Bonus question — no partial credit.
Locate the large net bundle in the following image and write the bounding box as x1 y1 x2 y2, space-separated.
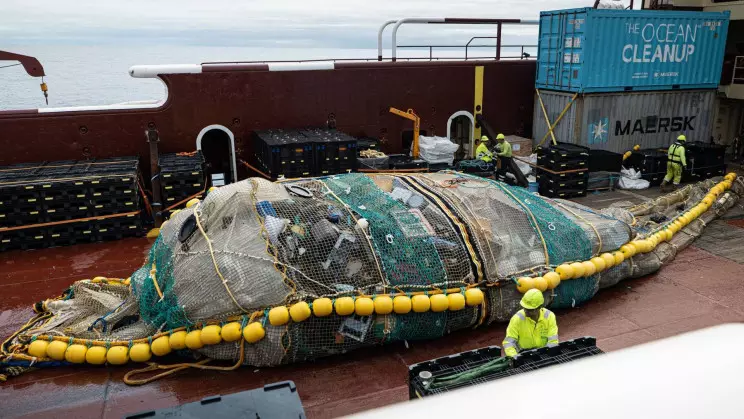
2 172 740 383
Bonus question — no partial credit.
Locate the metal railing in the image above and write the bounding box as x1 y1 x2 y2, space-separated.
397 38 536 61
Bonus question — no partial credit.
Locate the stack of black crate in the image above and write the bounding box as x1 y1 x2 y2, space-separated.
253 130 314 178
252 129 357 179
303 128 357 176
535 143 589 198
159 152 206 211
0 157 143 252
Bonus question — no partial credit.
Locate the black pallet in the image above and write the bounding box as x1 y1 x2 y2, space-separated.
389 154 427 170
537 154 587 171
428 162 455 172
539 184 587 198
512 337 602 369
691 164 726 180
408 338 602 399
536 143 589 160
537 175 586 190
408 346 504 399
125 381 306 419
588 149 623 173
0 230 23 252
159 152 205 171
94 215 143 241
536 170 587 184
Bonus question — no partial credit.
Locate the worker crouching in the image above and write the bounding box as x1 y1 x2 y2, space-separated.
475 135 496 171
661 134 687 192
502 289 559 357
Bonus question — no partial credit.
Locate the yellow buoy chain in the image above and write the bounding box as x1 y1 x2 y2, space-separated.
20 288 486 366
512 174 737 294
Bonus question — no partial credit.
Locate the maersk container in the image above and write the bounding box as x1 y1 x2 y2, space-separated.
532 90 716 154
536 8 729 92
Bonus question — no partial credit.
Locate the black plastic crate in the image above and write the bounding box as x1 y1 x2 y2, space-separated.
539 184 587 198
46 205 91 222
687 142 726 167
252 130 314 178
428 162 455 172
125 381 305 419
588 149 623 173
513 337 603 369
691 164 726 180
536 170 587 184
538 175 586 190
537 154 587 171
408 346 504 399
536 142 589 160
357 137 380 153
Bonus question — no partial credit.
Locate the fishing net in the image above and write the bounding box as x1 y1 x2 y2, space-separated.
2 172 741 380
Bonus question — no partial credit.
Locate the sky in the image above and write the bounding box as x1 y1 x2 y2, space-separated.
0 0 627 49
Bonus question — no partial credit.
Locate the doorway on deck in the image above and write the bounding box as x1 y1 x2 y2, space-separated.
447 111 475 160
196 125 238 185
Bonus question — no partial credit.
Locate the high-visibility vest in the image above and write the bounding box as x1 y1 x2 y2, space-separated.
668 141 686 166
502 308 559 357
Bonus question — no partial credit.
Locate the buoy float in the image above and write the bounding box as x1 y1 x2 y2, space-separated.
184 330 204 350
86 346 107 365
544 272 561 289
570 262 586 278
354 297 375 316
186 198 200 208
201 325 222 345
221 322 243 342
289 302 312 322
243 322 265 343
516 277 535 293
581 260 596 276
411 295 431 312
533 277 548 292
373 296 393 315
27 340 49 358
599 253 615 269
590 257 606 272
430 294 449 312
268 306 290 325
447 293 466 311
64 344 88 364
465 288 484 306
130 343 152 362
334 297 355 316
312 298 333 317
106 346 129 365
613 251 625 265
169 331 188 350
151 336 172 356
393 296 412 314
555 264 575 280
46 340 68 361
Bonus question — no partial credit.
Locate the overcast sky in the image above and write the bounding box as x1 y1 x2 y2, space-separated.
1 0 626 48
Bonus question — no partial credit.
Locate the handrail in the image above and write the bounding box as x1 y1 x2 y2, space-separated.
377 20 398 61
390 18 539 61
732 56 744 85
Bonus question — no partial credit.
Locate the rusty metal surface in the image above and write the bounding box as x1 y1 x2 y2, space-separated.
1 222 744 418
0 60 536 174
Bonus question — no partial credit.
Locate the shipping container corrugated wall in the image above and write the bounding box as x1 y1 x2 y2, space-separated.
533 89 716 153
536 8 730 92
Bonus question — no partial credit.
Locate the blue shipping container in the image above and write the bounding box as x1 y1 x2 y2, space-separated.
536 8 730 93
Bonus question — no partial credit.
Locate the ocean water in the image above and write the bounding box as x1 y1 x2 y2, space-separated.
0 44 537 111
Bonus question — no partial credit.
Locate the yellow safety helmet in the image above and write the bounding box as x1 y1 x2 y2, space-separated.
520 288 544 310
481 135 490 142
677 134 686 142
496 133 505 140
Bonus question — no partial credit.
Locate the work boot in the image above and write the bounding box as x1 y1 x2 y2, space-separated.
660 181 669 192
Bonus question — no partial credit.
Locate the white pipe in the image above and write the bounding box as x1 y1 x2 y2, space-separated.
377 20 398 61
129 64 202 78
391 18 446 62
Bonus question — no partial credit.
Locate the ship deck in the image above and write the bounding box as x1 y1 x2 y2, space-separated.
2 182 744 418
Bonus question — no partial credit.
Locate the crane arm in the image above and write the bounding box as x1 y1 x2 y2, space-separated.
389 107 421 158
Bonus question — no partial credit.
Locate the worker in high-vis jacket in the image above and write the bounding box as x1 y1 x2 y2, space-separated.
475 135 494 163
661 134 687 192
502 289 559 357
494 133 515 180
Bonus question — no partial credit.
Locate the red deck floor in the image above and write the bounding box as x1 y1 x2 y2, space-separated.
1 233 744 418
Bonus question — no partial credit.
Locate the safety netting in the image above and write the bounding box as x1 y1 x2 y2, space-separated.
2 171 741 383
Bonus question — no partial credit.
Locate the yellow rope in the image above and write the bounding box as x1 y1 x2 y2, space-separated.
491 182 550 265
553 201 602 257
193 202 250 313
123 339 246 385
402 175 484 283
149 271 164 300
